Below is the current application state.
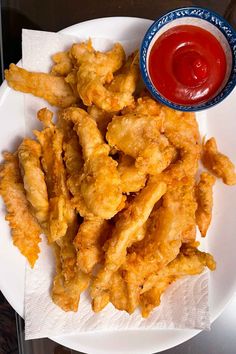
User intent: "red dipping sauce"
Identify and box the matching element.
[148,25,227,105]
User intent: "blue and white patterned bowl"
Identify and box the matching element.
[140,6,236,111]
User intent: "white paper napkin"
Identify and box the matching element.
[22,29,211,340]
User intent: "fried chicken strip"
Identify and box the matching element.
[98,223,148,313]
[57,113,84,177]
[122,177,197,313]
[18,138,49,229]
[71,40,124,79]
[58,115,85,201]
[109,246,215,316]
[63,134,86,214]
[202,137,236,185]
[108,51,139,94]
[71,41,137,111]
[63,134,83,177]
[90,177,167,312]
[160,106,201,180]
[65,69,79,97]
[34,108,74,242]
[118,154,147,193]
[74,218,111,274]
[109,270,129,312]
[88,105,114,138]
[196,172,216,237]
[105,50,140,107]
[5,64,77,108]
[55,218,79,282]
[0,152,41,267]
[140,246,216,317]
[51,51,73,76]
[52,218,90,311]
[106,110,176,175]
[62,107,125,219]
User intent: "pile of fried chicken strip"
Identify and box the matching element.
[1,40,236,318]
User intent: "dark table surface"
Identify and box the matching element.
[1,1,236,354]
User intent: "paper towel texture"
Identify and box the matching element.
[22,29,210,340]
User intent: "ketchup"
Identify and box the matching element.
[148,25,227,105]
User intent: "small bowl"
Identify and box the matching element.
[140,6,236,111]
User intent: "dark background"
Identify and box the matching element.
[2,0,236,70]
[1,1,236,353]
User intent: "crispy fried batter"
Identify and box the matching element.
[196,172,216,237]
[160,106,201,180]
[74,218,111,273]
[52,220,90,312]
[63,134,84,210]
[5,64,76,108]
[34,108,74,242]
[0,152,41,267]
[88,105,114,138]
[65,69,79,97]
[62,107,125,219]
[118,154,147,193]
[106,50,140,105]
[59,115,84,199]
[122,95,162,116]
[18,138,49,229]
[70,41,137,111]
[71,40,124,78]
[109,245,215,316]
[121,177,197,313]
[63,134,83,177]
[58,112,84,178]
[140,246,216,317]
[55,217,78,281]
[51,51,73,76]
[202,137,236,185]
[108,51,139,93]
[106,108,176,175]
[109,270,129,311]
[90,177,167,312]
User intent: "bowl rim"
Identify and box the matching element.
[140,5,236,111]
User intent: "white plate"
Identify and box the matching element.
[0,17,236,354]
